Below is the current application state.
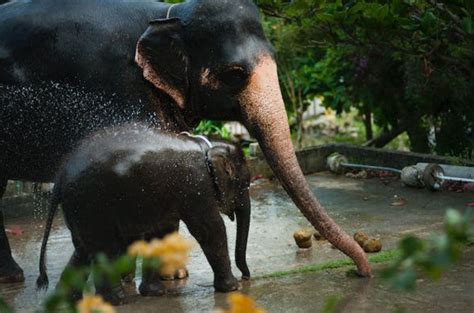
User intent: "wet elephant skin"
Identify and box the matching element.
[36,124,251,304]
[0,0,370,282]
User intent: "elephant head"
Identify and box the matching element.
[135,0,370,276]
[207,143,251,279]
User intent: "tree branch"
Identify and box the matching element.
[363,127,406,148]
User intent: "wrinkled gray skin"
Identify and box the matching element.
[0,0,370,282]
[36,124,251,304]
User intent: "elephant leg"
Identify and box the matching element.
[138,262,166,297]
[94,254,127,306]
[138,223,181,296]
[0,179,24,283]
[182,211,238,292]
[119,235,141,284]
[61,249,126,305]
[86,234,127,304]
[121,256,136,283]
[58,249,91,302]
[146,221,188,281]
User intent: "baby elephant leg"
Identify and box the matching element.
[58,249,91,303]
[139,263,166,297]
[138,227,179,297]
[144,222,188,281]
[90,238,128,304]
[95,276,126,305]
[94,253,127,305]
[61,249,125,305]
[183,211,238,292]
[121,256,136,283]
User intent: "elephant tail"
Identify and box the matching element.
[36,176,62,290]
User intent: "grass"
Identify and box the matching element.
[256,249,401,280]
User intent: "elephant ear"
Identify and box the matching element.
[208,146,237,221]
[135,18,188,109]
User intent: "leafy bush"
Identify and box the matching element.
[193,120,231,140]
[258,0,474,157]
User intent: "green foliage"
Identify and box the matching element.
[381,209,473,291]
[42,254,136,313]
[0,298,13,313]
[194,120,231,140]
[258,0,474,157]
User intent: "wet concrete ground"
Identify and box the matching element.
[1,172,473,312]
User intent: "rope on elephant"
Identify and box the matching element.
[166,3,178,19]
[179,131,213,149]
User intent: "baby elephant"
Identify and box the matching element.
[37,123,251,303]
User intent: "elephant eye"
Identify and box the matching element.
[218,66,249,89]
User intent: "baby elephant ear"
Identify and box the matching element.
[208,146,237,219]
[209,146,236,181]
[135,18,189,109]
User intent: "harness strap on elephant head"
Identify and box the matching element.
[178,132,225,206]
[166,3,178,19]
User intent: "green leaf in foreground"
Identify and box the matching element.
[382,209,473,291]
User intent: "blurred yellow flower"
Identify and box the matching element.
[127,232,193,275]
[127,240,152,258]
[215,293,266,313]
[76,294,115,313]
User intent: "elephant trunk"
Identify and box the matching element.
[239,55,371,276]
[235,190,251,279]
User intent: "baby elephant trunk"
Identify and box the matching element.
[235,191,251,279]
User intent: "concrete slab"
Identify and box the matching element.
[0,172,472,312]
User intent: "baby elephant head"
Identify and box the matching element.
[207,143,251,279]
[207,144,250,220]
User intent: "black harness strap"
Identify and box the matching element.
[178,132,224,205]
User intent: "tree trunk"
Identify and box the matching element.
[406,123,431,153]
[363,106,373,141]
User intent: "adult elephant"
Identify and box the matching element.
[0,0,371,283]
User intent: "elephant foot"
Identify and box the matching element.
[122,272,134,283]
[160,268,189,281]
[97,284,127,306]
[214,276,238,293]
[139,281,166,297]
[0,259,24,283]
[65,289,84,304]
